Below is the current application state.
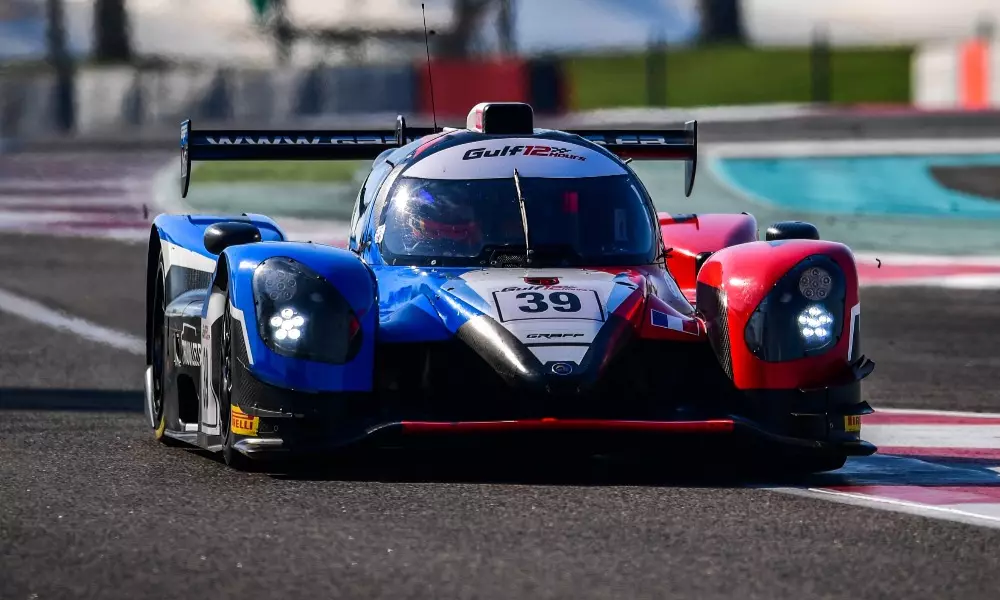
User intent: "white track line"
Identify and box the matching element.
[860,275,1000,289]
[0,287,144,355]
[877,407,1000,418]
[852,253,1000,266]
[865,424,1000,448]
[772,486,1000,531]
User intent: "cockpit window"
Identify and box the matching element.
[379,174,657,267]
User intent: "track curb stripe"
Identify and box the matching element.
[770,408,1000,530]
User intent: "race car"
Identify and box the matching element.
[144,101,876,472]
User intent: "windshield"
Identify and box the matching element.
[379,175,658,267]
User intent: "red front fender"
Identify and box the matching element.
[695,240,861,390]
[658,212,758,301]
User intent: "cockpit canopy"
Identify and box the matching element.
[379,172,658,267]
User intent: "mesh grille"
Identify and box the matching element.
[850,314,862,363]
[489,252,528,268]
[697,282,732,379]
[186,269,212,291]
[230,317,261,406]
[166,266,212,302]
[232,317,249,365]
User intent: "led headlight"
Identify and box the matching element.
[745,255,846,361]
[268,308,305,341]
[252,257,361,364]
[797,304,834,344]
[798,267,833,300]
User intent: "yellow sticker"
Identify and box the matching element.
[231,405,259,436]
[844,415,861,433]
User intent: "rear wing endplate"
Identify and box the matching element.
[179,117,698,198]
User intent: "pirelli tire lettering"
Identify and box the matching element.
[231,405,259,437]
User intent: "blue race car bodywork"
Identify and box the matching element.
[145,102,876,471]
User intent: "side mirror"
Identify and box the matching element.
[204,221,262,255]
[765,221,819,242]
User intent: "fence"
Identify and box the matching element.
[0,57,569,142]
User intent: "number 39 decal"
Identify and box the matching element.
[493,289,604,322]
[515,291,582,313]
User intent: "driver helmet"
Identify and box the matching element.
[406,187,482,249]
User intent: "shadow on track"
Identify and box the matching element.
[0,387,142,412]
[252,450,1000,491]
[216,447,835,489]
[0,387,876,489]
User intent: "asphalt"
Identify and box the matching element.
[0,233,147,334]
[3,229,1000,599]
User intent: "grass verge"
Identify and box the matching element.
[565,45,913,109]
[193,160,366,184]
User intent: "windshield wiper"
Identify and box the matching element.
[513,168,532,265]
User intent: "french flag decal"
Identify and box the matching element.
[651,309,700,335]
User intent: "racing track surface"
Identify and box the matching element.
[4,229,1000,599]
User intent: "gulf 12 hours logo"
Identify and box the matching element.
[462,145,587,161]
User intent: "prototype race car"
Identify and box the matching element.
[144,101,876,472]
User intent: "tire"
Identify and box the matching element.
[218,294,257,471]
[151,254,183,447]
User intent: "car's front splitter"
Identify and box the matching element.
[228,354,876,461]
[231,413,876,461]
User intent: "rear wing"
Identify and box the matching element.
[180,116,438,197]
[566,121,698,197]
[180,117,698,198]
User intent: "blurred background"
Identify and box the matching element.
[2,0,1000,251]
[3,0,1000,143]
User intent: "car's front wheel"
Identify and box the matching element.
[218,294,256,471]
[151,252,183,446]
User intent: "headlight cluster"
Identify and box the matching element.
[269,308,305,341]
[252,258,361,364]
[798,304,834,344]
[744,256,846,362]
